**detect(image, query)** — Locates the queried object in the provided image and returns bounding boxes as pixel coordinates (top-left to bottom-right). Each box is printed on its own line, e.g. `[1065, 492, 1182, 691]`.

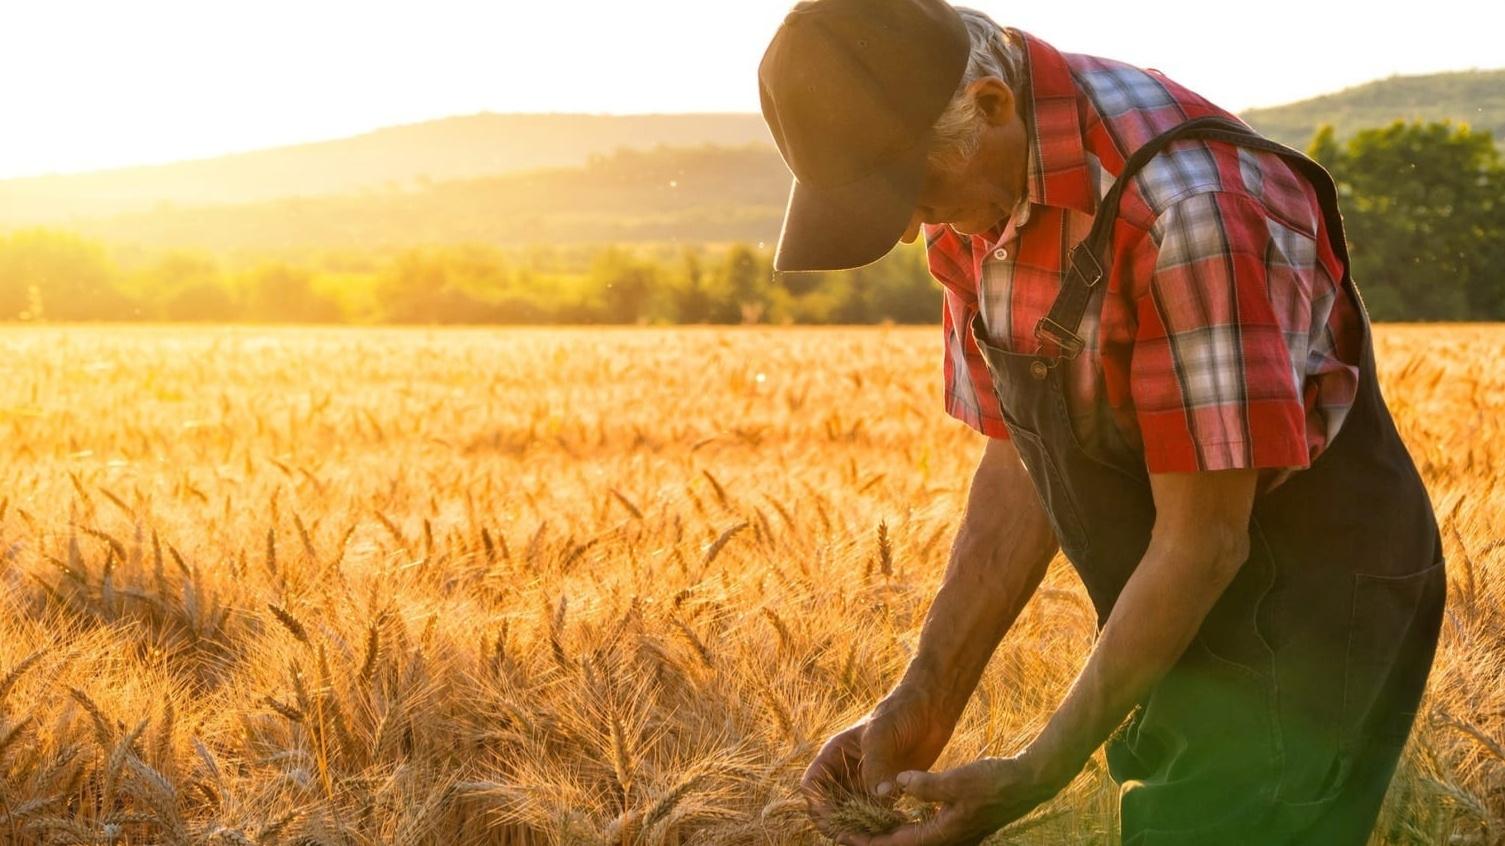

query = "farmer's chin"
[948, 209, 1008, 236]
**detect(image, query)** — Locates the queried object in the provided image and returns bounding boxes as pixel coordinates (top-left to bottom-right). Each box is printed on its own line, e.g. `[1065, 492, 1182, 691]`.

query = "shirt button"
[993, 247, 1009, 261]
[1030, 360, 1049, 380]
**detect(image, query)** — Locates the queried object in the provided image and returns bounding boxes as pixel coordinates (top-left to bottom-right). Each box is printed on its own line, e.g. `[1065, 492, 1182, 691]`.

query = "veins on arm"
[899, 436, 1060, 721]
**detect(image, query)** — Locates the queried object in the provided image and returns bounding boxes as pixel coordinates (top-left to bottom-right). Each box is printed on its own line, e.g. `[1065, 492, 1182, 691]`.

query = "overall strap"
[1034, 115, 1354, 358]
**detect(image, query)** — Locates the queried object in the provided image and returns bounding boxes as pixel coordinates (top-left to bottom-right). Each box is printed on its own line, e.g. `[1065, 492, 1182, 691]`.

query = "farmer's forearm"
[1023, 470, 1256, 786]
[896, 437, 1059, 722]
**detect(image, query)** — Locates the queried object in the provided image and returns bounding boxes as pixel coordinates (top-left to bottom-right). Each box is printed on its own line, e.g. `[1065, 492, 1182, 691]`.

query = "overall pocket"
[1273, 556, 1446, 824]
[1339, 557, 1447, 755]
[1006, 425, 1092, 558]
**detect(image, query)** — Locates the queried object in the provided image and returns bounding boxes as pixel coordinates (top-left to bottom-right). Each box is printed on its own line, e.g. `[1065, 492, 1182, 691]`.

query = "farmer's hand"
[833, 754, 1066, 846]
[805, 437, 1060, 841]
[801, 685, 956, 838]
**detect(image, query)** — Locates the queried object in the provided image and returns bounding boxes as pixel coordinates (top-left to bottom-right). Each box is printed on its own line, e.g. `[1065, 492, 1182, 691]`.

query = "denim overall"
[969, 117, 1447, 844]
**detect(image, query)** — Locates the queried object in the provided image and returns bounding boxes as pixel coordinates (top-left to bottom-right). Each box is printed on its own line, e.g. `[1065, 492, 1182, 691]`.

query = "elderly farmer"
[757, 1, 1447, 844]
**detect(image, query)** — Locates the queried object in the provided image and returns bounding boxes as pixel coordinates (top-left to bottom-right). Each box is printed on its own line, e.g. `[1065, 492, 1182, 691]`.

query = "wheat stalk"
[267, 603, 310, 646]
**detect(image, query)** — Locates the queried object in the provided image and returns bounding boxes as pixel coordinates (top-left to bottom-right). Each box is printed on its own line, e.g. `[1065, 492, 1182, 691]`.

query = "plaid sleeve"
[1132, 191, 1310, 473]
[941, 292, 1010, 439]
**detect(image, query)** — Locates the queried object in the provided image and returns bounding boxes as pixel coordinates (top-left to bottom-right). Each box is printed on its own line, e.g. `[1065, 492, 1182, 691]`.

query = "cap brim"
[771, 143, 926, 272]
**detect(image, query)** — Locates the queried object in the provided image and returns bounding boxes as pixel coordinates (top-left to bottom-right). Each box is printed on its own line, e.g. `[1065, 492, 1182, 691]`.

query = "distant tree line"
[0, 232, 939, 325]
[0, 120, 1500, 324]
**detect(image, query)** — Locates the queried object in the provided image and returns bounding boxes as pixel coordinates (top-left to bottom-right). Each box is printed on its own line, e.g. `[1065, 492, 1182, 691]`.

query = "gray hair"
[925, 8, 1024, 175]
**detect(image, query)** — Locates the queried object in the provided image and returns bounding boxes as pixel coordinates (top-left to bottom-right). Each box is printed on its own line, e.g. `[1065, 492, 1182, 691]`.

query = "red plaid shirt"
[928, 29, 1362, 485]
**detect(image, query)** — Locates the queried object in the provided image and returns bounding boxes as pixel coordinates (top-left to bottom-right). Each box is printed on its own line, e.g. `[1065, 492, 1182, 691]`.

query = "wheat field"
[0, 324, 1500, 845]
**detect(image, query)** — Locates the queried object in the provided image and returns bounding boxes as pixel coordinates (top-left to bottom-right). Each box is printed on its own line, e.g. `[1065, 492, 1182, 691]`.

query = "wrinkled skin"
[834, 757, 1061, 846]
[799, 686, 956, 839]
[897, 76, 1029, 246]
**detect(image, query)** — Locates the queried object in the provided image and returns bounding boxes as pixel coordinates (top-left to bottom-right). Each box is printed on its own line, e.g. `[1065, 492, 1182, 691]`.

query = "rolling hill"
[2, 67, 1500, 251]
[63, 144, 794, 254]
[0, 113, 774, 226]
[1243, 69, 1505, 149]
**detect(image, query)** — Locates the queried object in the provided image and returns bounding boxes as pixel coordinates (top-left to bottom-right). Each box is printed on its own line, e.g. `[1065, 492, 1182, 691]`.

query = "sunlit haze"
[2, 0, 1499, 179]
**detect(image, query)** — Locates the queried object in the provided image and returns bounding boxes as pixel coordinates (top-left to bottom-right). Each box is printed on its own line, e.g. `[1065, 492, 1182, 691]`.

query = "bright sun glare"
[0, 0, 1500, 179]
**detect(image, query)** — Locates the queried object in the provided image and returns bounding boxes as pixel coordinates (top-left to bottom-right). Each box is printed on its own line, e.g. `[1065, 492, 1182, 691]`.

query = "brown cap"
[758, 0, 971, 271]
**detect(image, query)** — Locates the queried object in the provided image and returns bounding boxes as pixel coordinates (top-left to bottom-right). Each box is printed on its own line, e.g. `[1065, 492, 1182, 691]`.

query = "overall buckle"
[1035, 318, 1085, 359]
[1068, 245, 1104, 288]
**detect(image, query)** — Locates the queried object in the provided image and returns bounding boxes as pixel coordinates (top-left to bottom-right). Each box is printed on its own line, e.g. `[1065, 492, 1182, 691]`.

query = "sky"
[1, 0, 1501, 180]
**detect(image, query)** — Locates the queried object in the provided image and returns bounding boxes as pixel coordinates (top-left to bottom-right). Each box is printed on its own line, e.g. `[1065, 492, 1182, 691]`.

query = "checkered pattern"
[927, 30, 1362, 475]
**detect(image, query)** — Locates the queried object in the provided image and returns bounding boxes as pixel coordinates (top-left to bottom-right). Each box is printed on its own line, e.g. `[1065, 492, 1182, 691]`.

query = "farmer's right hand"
[801, 685, 956, 837]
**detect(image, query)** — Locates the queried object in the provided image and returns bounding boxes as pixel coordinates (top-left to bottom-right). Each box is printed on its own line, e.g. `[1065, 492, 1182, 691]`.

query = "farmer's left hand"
[833, 754, 1066, 846]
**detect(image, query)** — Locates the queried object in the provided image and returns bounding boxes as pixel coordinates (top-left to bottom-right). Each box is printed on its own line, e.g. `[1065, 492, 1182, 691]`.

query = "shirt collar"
[915, 32, 1095, 263]
[970, 30, 1095, 252]
[1011, 29, 1097, 218]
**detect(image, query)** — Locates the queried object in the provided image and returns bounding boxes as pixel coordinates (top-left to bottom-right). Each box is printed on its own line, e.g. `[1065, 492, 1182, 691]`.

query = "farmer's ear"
[967, 77, 1018, 128]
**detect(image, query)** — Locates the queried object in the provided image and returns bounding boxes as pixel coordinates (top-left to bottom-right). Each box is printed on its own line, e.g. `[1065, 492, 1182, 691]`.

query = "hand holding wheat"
[802, 685, 959, 839]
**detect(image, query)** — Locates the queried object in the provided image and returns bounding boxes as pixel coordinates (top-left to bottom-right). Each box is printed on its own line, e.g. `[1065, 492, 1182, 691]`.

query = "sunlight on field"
[0, 324, 1500, 844]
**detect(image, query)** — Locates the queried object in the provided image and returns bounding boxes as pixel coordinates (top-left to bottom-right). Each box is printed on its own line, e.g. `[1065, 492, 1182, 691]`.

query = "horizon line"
[4, 64, 1500, 182]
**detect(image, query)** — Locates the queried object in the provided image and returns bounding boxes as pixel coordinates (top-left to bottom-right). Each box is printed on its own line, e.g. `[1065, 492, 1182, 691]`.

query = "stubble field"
[0, 324, 1500, 845]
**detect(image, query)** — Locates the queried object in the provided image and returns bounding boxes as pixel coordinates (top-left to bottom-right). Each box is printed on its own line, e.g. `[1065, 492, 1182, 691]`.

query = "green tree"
[862, 245, 941, 323]
[667, 246, 714, 323]
[709, 244, 771, 324]
[375, 248, 491, 324]
[491, 265, 550, 324]
[768, 244, 938, 324]
[165, 281, 238, 321]
[241, 262, 342, 323]
[0, 228, 131, 320]
[136, 251, 236, 321]
[1311, 120, 1505, 320]
[588, 247, 659, 324]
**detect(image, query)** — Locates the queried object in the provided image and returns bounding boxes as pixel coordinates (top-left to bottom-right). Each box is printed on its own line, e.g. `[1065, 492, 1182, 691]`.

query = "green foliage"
[0, 229, 127, 320]
[770, 247, 936, 324]
[1313, 120, 1505, 320]
[149, 251, 234, 322]
[376, 246, 504, 324]
[709, 245, 771, 323]
[242, 263, 343, 323]
[0, 232, 942, 325]
[590, 247, 662, 324]
[666, 249, 714, 323]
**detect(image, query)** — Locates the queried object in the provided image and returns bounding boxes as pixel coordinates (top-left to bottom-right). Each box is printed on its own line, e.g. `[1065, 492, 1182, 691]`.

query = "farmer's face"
[899, 76, 1029, 243]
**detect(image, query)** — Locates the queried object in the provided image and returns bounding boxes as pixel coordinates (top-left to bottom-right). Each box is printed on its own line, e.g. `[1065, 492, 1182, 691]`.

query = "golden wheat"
[0, 324, 1497, 844]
